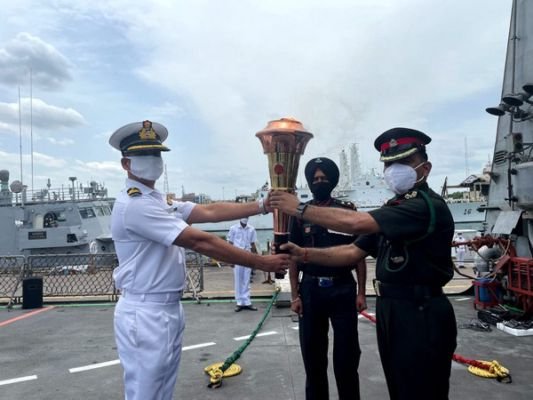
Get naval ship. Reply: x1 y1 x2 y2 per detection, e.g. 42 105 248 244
0 169 115 256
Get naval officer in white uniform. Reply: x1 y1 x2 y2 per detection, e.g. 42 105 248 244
109 120 289 400
228 218 258 311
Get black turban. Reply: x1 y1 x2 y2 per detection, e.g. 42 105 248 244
304 157 339 187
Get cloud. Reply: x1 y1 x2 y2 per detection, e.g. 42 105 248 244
46 137 75 146
75 160 123 174
109 0 510 186
0 32 73 90
0 97 86 132
0 150 66 169
0 1 512 199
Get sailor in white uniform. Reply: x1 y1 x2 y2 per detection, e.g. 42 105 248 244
228 218 258 311
455 232 467 268
109 120 289 400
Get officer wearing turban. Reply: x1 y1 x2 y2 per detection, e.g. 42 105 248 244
270 128 456 400
289 157 367 400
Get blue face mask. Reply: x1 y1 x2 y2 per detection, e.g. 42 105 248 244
128 156 164 181
384 162 425 195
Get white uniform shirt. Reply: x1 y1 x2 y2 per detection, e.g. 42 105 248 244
227 223 257 251
456 235 467 251
111 179 195 294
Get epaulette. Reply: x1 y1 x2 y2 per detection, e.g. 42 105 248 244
166 193 174 206
127 187 142 197
333 198 357 210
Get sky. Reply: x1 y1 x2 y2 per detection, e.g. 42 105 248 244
0 0 512 201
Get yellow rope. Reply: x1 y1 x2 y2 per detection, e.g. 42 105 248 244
204 362 242 388
204 287 281 388
467 360 511 382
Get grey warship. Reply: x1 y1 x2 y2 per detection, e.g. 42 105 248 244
0 169 115 256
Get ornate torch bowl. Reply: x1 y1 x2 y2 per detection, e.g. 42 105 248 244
256 117 313 276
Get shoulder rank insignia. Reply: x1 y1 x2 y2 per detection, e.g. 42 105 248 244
333 199 357 210
127 187 142 197
404 190 418 200
166 193 174 206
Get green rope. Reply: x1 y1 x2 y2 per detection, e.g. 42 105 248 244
219 288 280 372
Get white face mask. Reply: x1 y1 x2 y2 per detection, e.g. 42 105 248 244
384 162 425 195
127 156 164 181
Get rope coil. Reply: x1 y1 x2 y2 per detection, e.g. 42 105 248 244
205 287 281 388
359 310 512 383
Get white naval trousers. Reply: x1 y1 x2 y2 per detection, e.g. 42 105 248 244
456 248 466 264
234 265 252 306
114 294 185 400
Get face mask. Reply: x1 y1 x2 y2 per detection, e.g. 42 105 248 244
384 162 425 195
311 181 334 201
128 156 164 181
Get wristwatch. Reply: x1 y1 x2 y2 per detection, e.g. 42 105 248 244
296 202 308 219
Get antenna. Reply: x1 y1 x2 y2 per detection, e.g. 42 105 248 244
464 137 469 176
163 164 170 193
30 68 34 193
18 86 23 184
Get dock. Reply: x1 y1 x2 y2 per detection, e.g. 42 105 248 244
1 260 532 399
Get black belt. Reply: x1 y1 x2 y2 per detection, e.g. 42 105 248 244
303 273 354 288
373 280 443 300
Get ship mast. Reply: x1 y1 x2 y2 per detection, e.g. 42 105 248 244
30 68 34 193
349 143 361 181
18 87 23 185
163 163 170 194
338 149 350 190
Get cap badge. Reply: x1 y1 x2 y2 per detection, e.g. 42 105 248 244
389 139 398 148
315 158 323 163
139 120 157 140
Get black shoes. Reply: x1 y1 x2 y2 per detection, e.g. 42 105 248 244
235 305 258 312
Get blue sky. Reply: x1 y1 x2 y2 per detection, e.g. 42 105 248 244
0 0 512 200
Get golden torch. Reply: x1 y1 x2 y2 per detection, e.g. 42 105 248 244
256 117 314 277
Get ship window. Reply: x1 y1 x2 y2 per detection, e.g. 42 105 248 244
79 207 96 219
95 206 105 216
43 212 58 228
67 234 78 242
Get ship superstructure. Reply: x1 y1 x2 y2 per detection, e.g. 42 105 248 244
0 169 114 256
336 143 393 209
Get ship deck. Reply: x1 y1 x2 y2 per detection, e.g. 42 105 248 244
1 262 532 400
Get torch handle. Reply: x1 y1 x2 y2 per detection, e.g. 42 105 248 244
273 233 290 279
